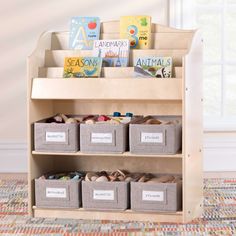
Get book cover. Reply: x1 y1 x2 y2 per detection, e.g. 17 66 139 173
63 57 102 78
120 16 151 49
93 39 130 67
133 57 172 78
69 17 100 50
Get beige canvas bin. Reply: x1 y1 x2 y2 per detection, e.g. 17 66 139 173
130 181 182 212
82 181 129 210
80 123 128 153
35 178 82 208
34 117 79 152
129 116 182 155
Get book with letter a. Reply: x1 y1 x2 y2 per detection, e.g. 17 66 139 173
69 17 100 50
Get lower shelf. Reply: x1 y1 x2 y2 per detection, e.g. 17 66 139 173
33 206 183 223
32 151 182 159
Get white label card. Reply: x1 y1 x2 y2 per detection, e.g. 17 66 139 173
46 188 67 198
142 191 164 202
93 190 114 200
141 132 163 143
46 132 66 142
91 133 113 143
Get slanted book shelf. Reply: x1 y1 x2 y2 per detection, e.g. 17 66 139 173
27 21 203 223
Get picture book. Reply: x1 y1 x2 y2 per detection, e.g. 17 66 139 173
63 57 102 78
69 17 100 50
120 16 151 49
133 57 172 78
93 39 130 67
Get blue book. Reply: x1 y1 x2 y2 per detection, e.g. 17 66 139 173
69 17 100 50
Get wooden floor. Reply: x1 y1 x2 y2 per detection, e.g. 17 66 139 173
0 172 235 180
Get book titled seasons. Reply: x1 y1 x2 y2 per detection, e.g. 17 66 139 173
120 16 151 49
63 57 102 78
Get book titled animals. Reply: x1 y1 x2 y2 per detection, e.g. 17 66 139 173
133 57 172 78
120 16 151 49
63 57 102 78
93 39 130 67
69 17 100 50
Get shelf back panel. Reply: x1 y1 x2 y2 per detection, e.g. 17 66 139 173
53 100 182 116
53 156 182 175
51 21 194 51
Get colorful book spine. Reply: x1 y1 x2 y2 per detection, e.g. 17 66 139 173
93 39 130 67
69 17 100 50
133 57 172 78
120 16 151 49
63 57 102 78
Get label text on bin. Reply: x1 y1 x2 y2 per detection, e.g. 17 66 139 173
46 132 66 142
142 190 164 201
141 132 163 143
46 188 67 198
93 190 114 200
91 133 113 143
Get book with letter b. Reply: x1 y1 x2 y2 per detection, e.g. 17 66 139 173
133 57 172 78
63 57 102 78
69 17 100 50
93 39 130 67
120 16 151 49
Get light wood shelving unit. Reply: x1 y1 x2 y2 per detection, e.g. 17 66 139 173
27 21 203 223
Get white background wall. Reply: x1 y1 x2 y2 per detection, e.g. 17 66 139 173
0 0 169 172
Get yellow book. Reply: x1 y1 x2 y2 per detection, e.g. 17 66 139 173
63 57 102 78
120 16 151 49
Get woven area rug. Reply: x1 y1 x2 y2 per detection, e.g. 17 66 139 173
0 178 236 235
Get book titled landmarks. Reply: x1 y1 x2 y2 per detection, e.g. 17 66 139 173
93 39 129 67
133 57 172 78
69 17 100 50
120 16 151 49
63 57 102 78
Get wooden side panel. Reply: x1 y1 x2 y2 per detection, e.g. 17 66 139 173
182 30 204 222
27 32 54 216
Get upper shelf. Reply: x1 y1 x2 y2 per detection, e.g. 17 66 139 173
51 21 194 50
31 78 182 100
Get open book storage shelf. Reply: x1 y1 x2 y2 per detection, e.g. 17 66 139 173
27 21 203 223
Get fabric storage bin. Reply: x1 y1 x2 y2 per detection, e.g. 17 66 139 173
35 178 82 208
130 181 182 212
82 181 129 210
129 116 182 155
34 117 79 153
80 123 128 153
